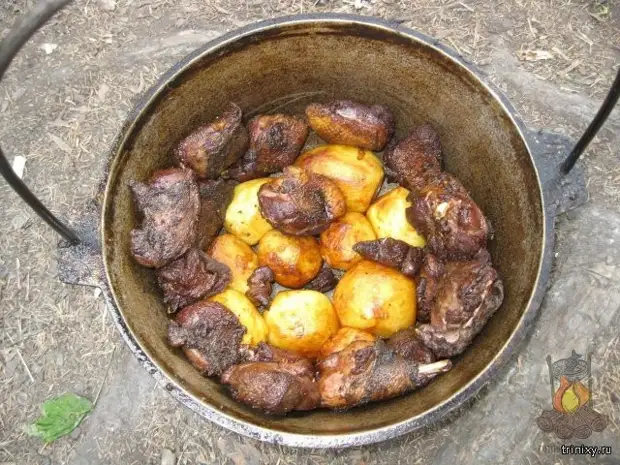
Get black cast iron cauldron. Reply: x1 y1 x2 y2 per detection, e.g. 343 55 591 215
1 0 619 448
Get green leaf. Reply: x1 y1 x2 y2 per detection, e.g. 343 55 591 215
25 393 93 443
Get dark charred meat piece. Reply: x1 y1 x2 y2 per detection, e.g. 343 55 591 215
415 252 445 323
417 250 504 358
168 300 245 377
195 179 236 250
353 238 424 278
175 103 249 179
318 340 451 409
387 328 436 364
258 166 347 235
245 266 275 309
226 114 309 181
304 262 338 292
383 124 442 191
305 100 395 151
156 249 231 312
406 172 491 260
130 168 199 268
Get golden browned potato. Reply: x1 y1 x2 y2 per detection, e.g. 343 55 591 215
295 145 384 213
209 288 268 346
319 327 376 359
333 260 416 338
207 234 258 294
319 212 377 270
264 290 339 358
366 186 426 248
224 178 273 245
257 230 322 288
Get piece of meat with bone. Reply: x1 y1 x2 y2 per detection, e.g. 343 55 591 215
195 179 236 250
174 103 249 179
226 114 309 181
415 252 445 323
245 265 275 309
387 328 436 365
156 248 231 312
304 262 339 293
383 124 442 192
416 250 504 358
168 300 245 377
318 339 451 409
305 100 395 151
406 172 491 260
353 238 424 279
222 344 319 414
130 168 200 268
258 166 347 235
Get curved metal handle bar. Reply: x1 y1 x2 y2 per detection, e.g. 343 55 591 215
0 0 617 243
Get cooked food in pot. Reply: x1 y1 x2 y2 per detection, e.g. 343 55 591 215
130 99 504 415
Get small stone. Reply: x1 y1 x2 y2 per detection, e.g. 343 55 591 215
610 392 619 404
39 457 51 465
605 256 613 265
161 448 176 465
70 427 81 439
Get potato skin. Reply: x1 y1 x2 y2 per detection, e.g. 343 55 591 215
319 327 376 359
264 290 339 358
209 289 268 346
257 230 323 288
224 178 273 245
319 212 377 270
208 234 258 294
333 260 416 338
366 186 426 248
295 145 384 213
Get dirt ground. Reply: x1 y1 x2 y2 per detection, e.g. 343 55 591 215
0 0 619 464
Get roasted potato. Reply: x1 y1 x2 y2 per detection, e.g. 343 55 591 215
224 178 273 245
333 260 416 338
264 290 339 358
319 212 377 270
366 186 426 248
207 234 258 294
257 230 322 288
295 145 384 213
319 327 376 359
209 288 268 346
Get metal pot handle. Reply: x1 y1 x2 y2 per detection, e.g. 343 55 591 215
1 0 618 245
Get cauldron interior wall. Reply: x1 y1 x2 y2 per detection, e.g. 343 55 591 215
103 21 543 436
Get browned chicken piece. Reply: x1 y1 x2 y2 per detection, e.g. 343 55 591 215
318 340 451 409
258 166 347 235
130 168 200 268
415 252 444 323
240 342 312 369
156 248 231 312
304 262 339 293
406 172 491 260
245 265 275 309
387 328 436 364
305 100 395 151
353 238 424 279
383 124 442 191
195 179 237 250
175 103 249 179
416 250 504 358
226 114 309 181
168 300 246 377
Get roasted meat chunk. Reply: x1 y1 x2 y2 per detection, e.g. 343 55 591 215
305 100 394 151
258 166 346 235
417 250 504 358
174 103 249 179
130 168 200 268
168 300 245 377
245 265 275 309
387 328 436 364
156 249 231 312
227 114 309 181
406 173 491 260
415 252 445 323
195 179 236 250
383 124 442 191
318 340 451 409
353 238 424 278
304 262 339 293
